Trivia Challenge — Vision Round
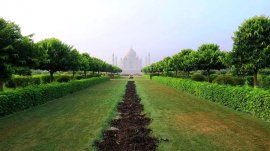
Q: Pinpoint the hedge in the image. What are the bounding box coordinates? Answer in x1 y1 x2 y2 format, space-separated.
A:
153 76 270 121
0 77 110 117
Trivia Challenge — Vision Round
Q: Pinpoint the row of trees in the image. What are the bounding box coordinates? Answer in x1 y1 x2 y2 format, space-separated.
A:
0 18 121 91
142 44 225 82
142 16 270 87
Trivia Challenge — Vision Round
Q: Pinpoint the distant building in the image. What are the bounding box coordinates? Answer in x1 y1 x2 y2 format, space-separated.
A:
120 48 142 75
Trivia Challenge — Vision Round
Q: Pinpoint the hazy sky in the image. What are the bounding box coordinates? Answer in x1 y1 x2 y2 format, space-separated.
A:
1 0 270 65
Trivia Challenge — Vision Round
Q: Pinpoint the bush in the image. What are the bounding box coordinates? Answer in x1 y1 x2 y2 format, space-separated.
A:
5 79 16 88
74 75 84 80
56 75 71 82
233 77 245 86
210 74 218 82
200 70 216 76
153 76 270 121
260 75 270 88
13 76 32 87
191 73 206 82
212 75 235 85
0 77 109 116
40 75 51 84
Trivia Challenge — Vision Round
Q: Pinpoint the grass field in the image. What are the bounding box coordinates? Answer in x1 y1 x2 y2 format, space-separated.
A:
0 80 125 151
1 77 270 151
135 77 270 151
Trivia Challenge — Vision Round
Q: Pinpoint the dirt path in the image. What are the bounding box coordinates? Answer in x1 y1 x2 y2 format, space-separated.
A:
95 81 158 151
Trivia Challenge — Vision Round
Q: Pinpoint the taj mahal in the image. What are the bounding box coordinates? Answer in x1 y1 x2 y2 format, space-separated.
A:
112 48 150 75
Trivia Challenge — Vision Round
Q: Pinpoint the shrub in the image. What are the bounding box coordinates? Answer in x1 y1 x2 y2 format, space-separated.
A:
153 76 270 121
40 75 51 84
0 77 109 116
233 77 245 86
210 74 218 82
74 75 84 80
212 75 235 85
13 76 32 87
260 75 270 88
191 73 206 82
56 75 71 82
245 76 254 87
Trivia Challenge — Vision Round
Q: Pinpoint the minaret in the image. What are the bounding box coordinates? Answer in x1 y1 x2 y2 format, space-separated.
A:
121 58 123 69
148 53 150 65
115 56 117 66
145 56 148 66
112 53 115 66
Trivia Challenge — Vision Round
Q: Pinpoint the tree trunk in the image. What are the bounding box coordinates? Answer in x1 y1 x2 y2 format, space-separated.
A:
207 69 210 82
175 70 178 77
0 80 4 91
187 71 190 78
253 69 258 88
50 71 54 83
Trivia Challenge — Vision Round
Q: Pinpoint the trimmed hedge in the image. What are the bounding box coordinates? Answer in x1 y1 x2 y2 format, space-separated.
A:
0 77 109 116
153 76 270 121
191 73 206 82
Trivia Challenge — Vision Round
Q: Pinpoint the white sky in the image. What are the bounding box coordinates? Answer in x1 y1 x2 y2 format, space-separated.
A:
1 0 270 66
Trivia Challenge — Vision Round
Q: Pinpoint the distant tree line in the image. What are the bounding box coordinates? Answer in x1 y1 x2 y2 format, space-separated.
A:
0 17 121 91
142 16 270 87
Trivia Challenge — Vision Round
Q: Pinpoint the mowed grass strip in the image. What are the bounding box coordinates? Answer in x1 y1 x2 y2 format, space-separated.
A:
135 77 270 151
0 80 126 151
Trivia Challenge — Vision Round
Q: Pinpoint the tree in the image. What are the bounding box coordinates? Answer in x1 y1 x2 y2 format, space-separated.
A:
161 57 172 76
80 53 91 77
179 49 197 77
197 44 223 82
170 53 182 76
37 38 73 82
232 16 270 87
68 49 81 77
0 18 36 91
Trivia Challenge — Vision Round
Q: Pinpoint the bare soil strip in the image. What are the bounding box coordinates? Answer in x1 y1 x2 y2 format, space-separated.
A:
95 81 158 151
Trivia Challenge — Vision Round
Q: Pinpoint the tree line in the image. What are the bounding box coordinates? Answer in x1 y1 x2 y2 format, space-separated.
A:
0 17 121 91
142 16 270 87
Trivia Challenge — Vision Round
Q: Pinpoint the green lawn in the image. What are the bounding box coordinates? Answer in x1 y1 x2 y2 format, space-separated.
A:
135 77 270 151
0 80 125 151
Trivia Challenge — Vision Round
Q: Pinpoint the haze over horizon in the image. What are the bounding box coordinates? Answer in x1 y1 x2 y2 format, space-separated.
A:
1 0 270 66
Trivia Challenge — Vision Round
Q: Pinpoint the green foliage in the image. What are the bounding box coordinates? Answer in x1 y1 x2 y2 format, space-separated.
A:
262 76 270 89
0 18 37 90
209 74 218 82
197 44 224 82
55 75 71 82
0 77 109 116
5 75 40 88
153 76 270 121
232 16 270 87
74 74 84 80
191 73 206 82
38 75 51 84
212 75 236 85
233 76 245 86
37 38 73 81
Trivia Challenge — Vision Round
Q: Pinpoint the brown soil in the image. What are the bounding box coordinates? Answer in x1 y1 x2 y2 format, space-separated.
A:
95 81 158 151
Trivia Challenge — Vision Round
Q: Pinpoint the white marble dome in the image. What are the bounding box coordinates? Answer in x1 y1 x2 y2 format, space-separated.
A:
120 48 142 75
125 48 136 58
